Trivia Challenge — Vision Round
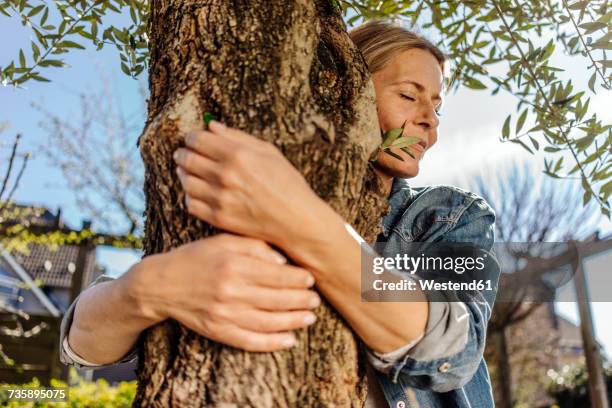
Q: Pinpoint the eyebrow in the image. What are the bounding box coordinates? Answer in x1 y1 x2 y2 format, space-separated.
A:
394 79 443 103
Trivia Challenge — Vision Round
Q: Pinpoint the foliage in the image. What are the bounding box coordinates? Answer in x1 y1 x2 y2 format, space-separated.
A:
547 361 612 407
379 120 420 161
0 375 136 407
1 0 610 215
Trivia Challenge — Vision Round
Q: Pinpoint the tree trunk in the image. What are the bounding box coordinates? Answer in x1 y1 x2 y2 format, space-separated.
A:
492 328 513 408
134 1 388 406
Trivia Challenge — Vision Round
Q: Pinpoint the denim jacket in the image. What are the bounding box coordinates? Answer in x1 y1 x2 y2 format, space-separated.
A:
60 177 499 408
366 177 499 408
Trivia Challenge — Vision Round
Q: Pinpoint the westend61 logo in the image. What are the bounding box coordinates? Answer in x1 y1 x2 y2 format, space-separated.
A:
361 241 500 302
361 241 603 303
372 253 488 275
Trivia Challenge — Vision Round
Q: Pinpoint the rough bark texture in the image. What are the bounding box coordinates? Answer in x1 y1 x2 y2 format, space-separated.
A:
134 1 389 406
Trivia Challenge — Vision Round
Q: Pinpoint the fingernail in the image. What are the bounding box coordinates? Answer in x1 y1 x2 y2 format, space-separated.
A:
303 314 317 325
210 120 225 129
173 151 179 161
273 253 287 264
305 275 315 287
309 296 321 308
282 336 296 347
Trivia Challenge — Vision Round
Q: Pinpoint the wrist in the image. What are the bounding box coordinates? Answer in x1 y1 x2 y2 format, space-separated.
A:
279 202 357 276
122 255 168 326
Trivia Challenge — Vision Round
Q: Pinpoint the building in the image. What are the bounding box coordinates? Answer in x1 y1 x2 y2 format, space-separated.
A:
0 204 136 384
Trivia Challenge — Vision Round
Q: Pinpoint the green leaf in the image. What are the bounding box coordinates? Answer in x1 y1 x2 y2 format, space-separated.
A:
40 7 48 26
554 156 564 172
391 136 420 149
510 138 534 154
56 40 85 50
38 59 64 67
0 4 10 17
567 1 589 10
382 128 403 148
516 109 527 134
19 49 26 68
601 180 612 200
588 71 597 93
590 40 612 50
30 74 50 82
384 149 405 162
400 147 415 159
529 136 539 151
583 190 592 206
464 77 487 90
203 112 217 127
27 5 45 18
120 62 131 76
579 22 607 35
502 115 511 139
31 41 40 62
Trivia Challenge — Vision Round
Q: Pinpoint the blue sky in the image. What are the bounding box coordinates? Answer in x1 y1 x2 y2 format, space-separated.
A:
1 12 611 358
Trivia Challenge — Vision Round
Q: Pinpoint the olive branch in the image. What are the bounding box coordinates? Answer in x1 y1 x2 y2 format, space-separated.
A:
378 119 421 162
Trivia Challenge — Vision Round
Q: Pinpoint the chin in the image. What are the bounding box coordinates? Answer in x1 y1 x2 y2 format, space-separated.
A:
375 151 420 179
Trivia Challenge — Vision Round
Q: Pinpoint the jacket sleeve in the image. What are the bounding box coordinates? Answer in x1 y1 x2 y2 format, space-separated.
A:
59 274 138 368
367 186 499 393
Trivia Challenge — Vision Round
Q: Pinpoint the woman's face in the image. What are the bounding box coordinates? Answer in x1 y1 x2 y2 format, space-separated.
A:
371 48 444 179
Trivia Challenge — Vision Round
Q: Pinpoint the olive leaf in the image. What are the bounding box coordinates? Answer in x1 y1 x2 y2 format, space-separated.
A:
378 120 420 162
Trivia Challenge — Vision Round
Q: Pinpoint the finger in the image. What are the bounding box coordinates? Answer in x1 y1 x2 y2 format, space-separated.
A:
237 258 315 288
174 148 221 184
217 324 297 352
184 130 234 161
175 310 297 352
229 308 317 333
212 234 288 265
176 168 220 206
184 196 217 224
208 120 259 145
235 286 321 311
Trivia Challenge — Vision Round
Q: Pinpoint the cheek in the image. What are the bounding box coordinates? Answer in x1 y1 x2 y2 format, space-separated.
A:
377 104 400 132
378 100 415 131
428 131 439 148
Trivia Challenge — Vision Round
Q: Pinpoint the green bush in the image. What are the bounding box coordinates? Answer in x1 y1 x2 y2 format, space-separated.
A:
0 373 136 407
547 362 612 408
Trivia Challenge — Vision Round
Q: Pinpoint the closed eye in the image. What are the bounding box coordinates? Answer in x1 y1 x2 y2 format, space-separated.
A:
401 93 443 117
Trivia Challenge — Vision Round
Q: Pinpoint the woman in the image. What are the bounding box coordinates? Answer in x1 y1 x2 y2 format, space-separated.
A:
60 20 499 407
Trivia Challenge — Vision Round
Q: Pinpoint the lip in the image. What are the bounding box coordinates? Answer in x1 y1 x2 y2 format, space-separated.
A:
409 139 428 153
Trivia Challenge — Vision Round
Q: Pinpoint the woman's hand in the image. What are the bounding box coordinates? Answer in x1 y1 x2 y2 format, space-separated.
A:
132 233 321 352
173 120 335 249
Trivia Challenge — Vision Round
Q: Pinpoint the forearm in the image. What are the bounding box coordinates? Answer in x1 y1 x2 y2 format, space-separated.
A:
279 210 428 353
68 260 161 365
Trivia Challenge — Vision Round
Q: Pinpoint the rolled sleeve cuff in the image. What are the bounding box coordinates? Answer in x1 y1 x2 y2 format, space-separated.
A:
366 298 470 384
59 274 138 368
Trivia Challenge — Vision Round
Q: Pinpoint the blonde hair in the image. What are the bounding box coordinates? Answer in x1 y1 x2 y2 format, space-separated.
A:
349 19 449 80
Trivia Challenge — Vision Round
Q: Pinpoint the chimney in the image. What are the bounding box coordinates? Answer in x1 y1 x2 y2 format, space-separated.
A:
55 208 64 229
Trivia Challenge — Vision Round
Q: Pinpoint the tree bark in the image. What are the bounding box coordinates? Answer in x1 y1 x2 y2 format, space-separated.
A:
134 1 388 406
491 328 513 408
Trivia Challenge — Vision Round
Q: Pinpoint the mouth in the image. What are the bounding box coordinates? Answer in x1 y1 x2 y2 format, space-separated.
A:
408 139 428 154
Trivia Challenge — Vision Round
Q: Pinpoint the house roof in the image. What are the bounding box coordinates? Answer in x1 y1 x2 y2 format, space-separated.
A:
10 243 98 289
0 203 61 229
1 204 99 289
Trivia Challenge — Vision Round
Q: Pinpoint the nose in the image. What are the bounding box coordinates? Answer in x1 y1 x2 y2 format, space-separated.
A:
416 102 440 131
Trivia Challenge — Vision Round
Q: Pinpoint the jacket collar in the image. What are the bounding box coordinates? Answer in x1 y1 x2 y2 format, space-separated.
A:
380 178 412 238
